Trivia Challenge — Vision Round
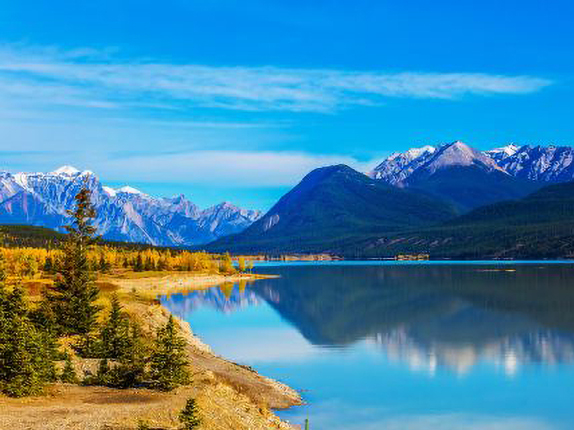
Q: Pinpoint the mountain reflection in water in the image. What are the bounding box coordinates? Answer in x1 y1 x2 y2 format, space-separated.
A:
162 264 574 374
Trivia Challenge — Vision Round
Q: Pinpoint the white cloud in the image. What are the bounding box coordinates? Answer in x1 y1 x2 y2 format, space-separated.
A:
0 44 552 113
98 150 374 187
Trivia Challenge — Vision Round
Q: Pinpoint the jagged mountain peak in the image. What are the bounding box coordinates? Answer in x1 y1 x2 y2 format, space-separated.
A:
387 145 436 162
51 165 82 176
369 145 436 184
425 140 503 174
485 143 521 157
0 167 260 246
117 186 144 195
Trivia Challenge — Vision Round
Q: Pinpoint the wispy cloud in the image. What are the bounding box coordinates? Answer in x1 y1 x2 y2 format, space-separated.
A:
98 150 374 187
0 44 552 113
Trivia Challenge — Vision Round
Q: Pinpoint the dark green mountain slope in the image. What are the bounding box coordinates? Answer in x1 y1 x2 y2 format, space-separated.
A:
356 181 574 259
206 164 457 254
0 224 172 251
393 142 543 212
406 164 541 212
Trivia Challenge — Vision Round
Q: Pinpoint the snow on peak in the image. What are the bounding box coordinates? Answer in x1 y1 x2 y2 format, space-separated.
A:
387 145 435 162
426 141 503 173
117 186 143 195
486 144 522 157
369 144 437 183
51 165 81 176
102 186 117 197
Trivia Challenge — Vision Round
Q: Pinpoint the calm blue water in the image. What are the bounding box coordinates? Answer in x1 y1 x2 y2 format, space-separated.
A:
161 262 574 430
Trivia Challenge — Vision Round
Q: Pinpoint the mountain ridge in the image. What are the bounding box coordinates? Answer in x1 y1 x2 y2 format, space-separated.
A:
207 164 457 254
0 166 261 246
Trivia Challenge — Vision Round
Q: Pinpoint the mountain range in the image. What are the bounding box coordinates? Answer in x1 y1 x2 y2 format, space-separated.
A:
0 166 260 246
3 141 574 257
207 164 456 253
208 141 574 257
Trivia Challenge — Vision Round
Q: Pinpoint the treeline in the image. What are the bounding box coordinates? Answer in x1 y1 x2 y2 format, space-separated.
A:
0 187 195 408
0 246 249 278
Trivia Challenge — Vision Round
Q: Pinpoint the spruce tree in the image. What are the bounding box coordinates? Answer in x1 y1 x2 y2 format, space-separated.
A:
44 186 101 335
43 255 54 273
179 398 201 429
134 254 144 272
149 315 190 391
60 352 78 384
0 282 56 397
99 294 130 358
111 321 148 388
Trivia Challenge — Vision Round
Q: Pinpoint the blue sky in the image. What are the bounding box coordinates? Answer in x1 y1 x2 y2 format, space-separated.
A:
0 0 572 210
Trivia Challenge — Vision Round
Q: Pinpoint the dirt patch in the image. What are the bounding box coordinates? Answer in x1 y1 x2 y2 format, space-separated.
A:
83 392 158 405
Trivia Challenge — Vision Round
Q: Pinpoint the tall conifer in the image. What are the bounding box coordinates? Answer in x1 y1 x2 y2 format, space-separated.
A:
45 185 100 335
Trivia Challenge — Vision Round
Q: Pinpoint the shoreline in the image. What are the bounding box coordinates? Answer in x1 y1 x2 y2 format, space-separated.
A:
0 271 302 430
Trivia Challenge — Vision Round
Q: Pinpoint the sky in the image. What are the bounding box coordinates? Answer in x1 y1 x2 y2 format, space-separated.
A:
0 0 572 210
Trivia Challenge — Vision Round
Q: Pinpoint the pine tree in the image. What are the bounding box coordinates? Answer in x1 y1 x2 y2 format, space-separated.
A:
60 352 78 383
134 254 144 272
99 294 130 358
44 186 101 335
43 255 53 273
95 358 110 384
179 398 202 429
0 282 56 397
99 254 109 273
149 315 190 391
111 321 148 388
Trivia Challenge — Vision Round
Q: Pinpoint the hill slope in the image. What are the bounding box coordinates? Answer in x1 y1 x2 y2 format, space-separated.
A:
207 165 457 254
356 181 574 259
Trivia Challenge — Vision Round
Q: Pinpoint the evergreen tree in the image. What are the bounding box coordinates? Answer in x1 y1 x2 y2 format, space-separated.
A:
43 186 101 335
110 321 148 388
149 315 190 391
144 256 155 271
0 282 56 397
60 352 78 383
179 398 202 429
94 358 111 386
134 254 144 272
99 294 130 358
98 254 111 273
43 255 53 273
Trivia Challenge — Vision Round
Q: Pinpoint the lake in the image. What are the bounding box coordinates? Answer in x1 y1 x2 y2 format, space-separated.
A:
161 262 574 430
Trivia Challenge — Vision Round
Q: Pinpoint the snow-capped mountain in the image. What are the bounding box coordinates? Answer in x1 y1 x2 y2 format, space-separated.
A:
370 141 506 185
483 143 522 163
369 141 541 211
0 166 261 246
371 141 574 186
489 145 574 182
369 145 436 184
